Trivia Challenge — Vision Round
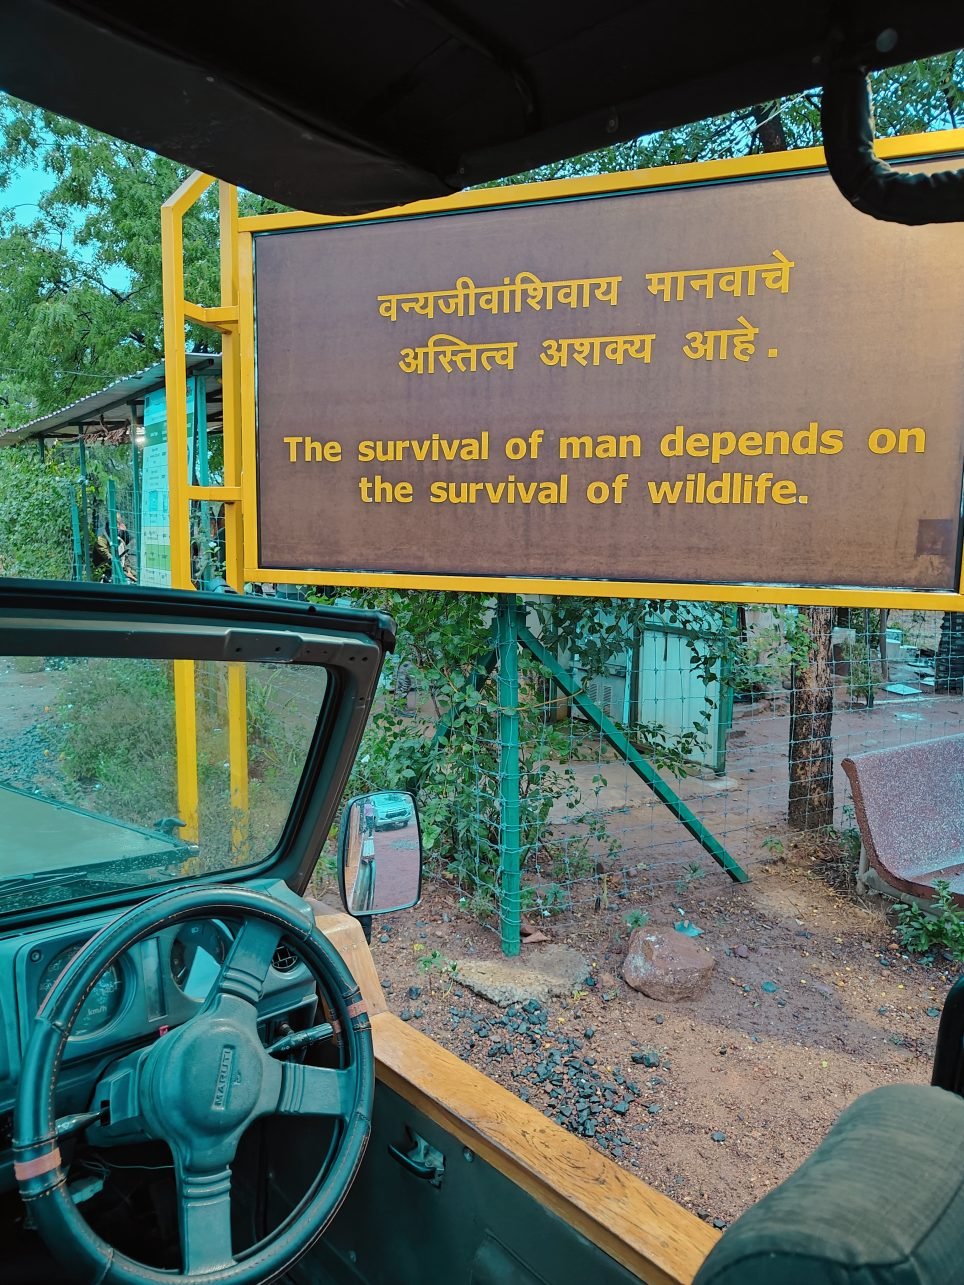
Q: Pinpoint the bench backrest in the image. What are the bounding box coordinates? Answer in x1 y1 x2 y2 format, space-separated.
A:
841 735 964 904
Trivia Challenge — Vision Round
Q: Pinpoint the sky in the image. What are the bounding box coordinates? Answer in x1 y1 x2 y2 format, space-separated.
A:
2 162 51 221
1 146 124 288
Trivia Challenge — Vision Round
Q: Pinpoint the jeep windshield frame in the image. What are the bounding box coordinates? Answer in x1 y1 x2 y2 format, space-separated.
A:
0 580 395 930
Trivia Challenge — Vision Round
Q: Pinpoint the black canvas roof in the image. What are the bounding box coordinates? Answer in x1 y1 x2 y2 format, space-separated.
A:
1 2 962 215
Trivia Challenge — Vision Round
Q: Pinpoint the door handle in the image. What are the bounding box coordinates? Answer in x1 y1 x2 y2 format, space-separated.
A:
388 1129 445 1187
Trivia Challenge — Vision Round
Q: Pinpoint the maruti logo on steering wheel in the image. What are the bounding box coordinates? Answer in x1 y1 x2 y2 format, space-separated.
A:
213 1045 236 1110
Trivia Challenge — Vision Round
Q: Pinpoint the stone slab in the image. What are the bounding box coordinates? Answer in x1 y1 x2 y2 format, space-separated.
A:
456 944 590 1007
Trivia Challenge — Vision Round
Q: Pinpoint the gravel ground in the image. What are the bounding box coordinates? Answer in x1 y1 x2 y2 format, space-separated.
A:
0 722 53 790
0 661 64 793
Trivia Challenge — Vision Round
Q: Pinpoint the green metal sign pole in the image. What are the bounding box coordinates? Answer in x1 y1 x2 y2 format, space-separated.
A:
497 595 522 956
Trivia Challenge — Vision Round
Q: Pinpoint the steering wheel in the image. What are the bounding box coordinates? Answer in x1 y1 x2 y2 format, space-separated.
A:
13 885 374 1285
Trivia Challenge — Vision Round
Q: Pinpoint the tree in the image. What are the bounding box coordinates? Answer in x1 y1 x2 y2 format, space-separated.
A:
0 95 283 429
0 441 74 577
787 607 835 830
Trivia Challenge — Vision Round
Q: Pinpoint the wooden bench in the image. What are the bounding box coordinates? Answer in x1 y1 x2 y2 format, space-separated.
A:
841 735 964 906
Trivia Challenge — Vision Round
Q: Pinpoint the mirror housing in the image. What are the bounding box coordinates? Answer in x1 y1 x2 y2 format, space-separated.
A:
337 792 422 918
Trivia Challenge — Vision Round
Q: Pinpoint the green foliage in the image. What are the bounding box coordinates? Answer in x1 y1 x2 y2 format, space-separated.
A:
413 944 459 984
53 658 309 858
0 442 74 577
234 666 306 783
674 861 706 896
391 656 581 884
532 883 571 916
895 882 964 962
838 804 862 865
842 639 874 705
732 607 812 693
56 657 178 826
0 92 285 429
318 586 721 905
624 908 650 932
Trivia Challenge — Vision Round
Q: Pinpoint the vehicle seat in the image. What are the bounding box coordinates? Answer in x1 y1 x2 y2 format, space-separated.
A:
692 1082 964 1284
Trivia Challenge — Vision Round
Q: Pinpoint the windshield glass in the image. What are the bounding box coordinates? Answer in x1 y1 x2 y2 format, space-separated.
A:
0 652 328 916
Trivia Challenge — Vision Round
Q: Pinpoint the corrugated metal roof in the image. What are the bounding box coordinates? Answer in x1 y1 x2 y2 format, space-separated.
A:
0 354 221 446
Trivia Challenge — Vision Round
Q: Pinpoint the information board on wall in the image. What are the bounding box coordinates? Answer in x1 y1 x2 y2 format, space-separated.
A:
252 154 964 596
139 380 198 586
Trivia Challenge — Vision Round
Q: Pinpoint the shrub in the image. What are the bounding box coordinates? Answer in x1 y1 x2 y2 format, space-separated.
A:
56 657 178 826
895 881 964 962
0 445 74 579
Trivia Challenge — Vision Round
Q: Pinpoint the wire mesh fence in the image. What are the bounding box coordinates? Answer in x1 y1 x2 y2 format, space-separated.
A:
24 443 227 590
399 603 964 936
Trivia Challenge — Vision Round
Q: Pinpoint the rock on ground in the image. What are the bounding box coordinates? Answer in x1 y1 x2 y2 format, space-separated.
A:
456 944 589 1007
622 927 716 1000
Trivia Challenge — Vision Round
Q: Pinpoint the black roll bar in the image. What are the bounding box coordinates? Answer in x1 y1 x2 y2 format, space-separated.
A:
822 61 964 225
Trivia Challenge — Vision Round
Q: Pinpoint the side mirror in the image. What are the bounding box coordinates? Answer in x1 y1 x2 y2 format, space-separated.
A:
337 791 422 918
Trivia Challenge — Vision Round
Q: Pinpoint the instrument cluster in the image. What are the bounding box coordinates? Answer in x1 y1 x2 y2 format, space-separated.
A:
16 915 310 1065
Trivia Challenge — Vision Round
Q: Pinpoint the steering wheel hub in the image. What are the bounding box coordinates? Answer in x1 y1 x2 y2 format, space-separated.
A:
143 1015 266 1136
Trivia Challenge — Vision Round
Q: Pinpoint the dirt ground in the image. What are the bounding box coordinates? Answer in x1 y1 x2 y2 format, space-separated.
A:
368 843 960 1231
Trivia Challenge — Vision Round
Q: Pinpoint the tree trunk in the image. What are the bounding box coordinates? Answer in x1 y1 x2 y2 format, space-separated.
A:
788 606 834 830
751 102 787 153
752 102 834 828
878 608 889 684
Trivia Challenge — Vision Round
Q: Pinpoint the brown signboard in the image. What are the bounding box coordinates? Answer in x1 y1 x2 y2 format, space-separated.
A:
252 151 964 596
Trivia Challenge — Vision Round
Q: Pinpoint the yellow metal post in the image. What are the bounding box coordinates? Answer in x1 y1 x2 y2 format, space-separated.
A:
161 171 213 591
219 182 250 859
218 183 244 592
162 174 213 843
161 172 252 851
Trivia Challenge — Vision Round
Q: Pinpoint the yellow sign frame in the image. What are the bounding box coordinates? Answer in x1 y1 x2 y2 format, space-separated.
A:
165 130 964 614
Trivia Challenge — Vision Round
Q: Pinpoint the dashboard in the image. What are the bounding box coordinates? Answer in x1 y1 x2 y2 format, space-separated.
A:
0 880 320 1190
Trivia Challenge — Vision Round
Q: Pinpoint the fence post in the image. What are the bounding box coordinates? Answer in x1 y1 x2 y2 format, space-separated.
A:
129 403 140 572
105 478 125 583
69 487 84 582
77 439 92 582
497 595 522 956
